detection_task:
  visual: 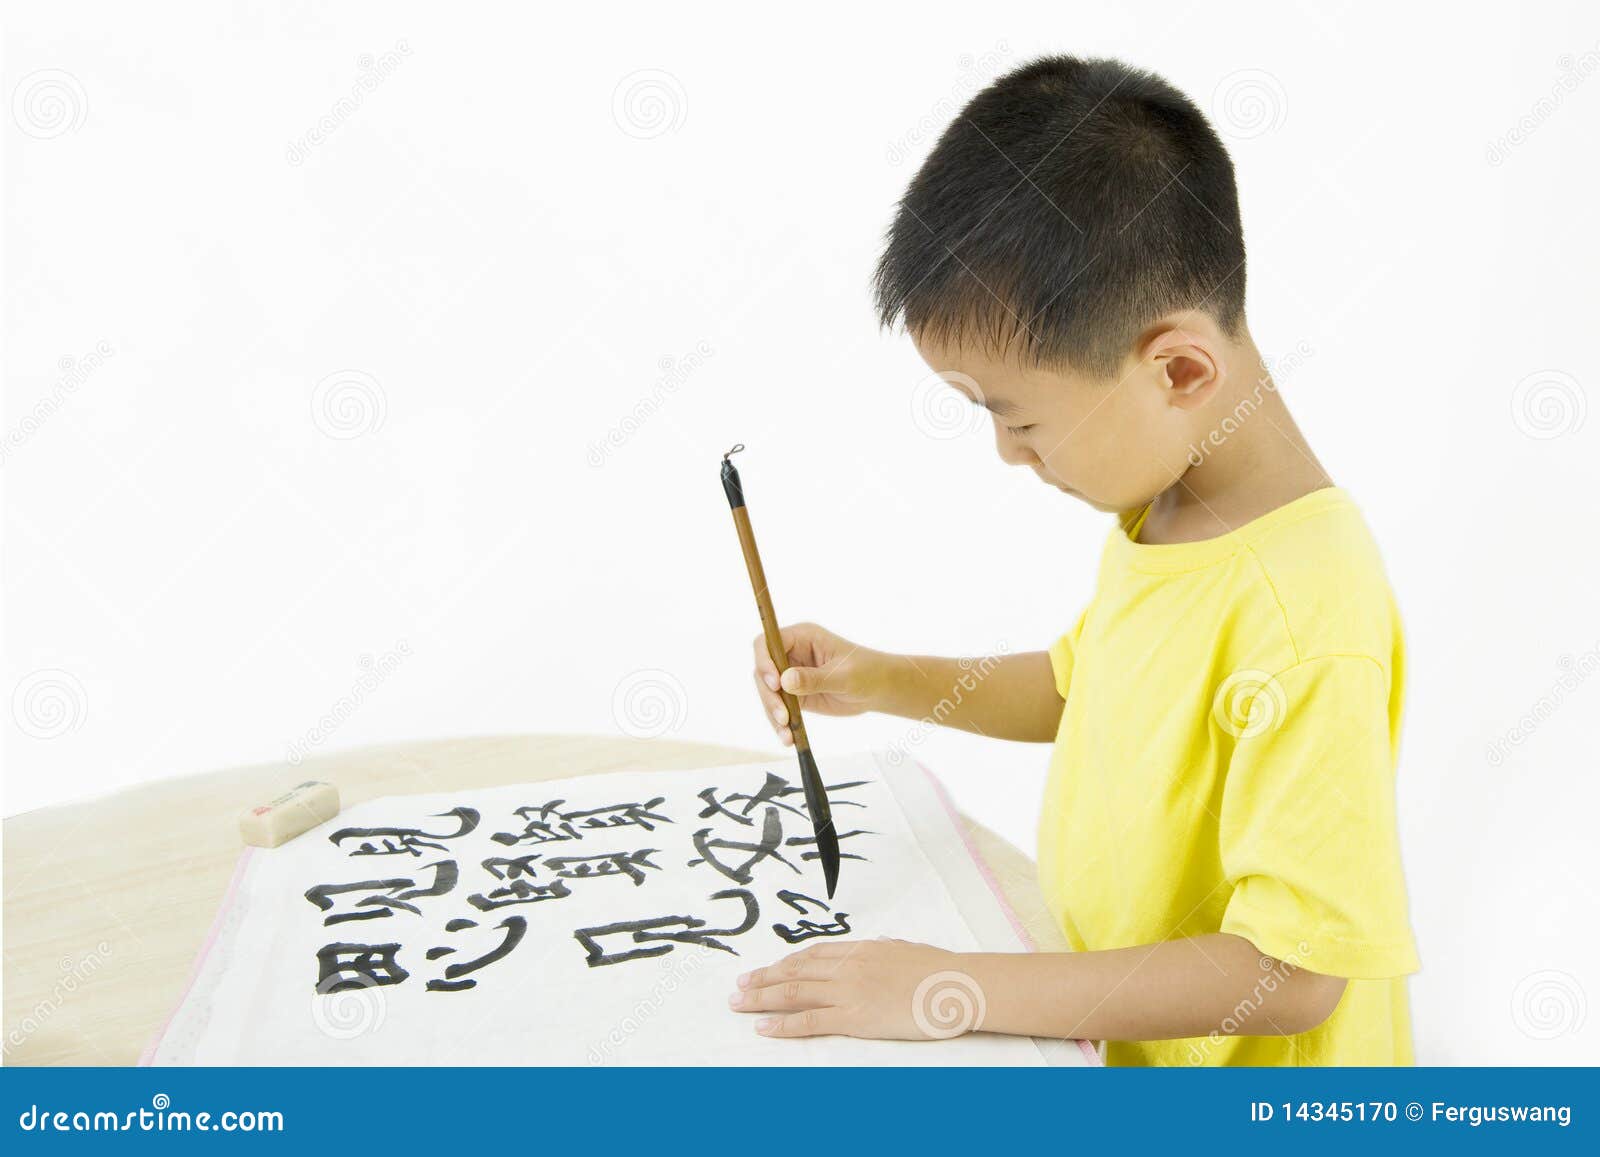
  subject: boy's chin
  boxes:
[1044,477,1119,513]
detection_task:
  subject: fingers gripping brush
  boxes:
[720,444,841,898]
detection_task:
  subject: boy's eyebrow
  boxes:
[978,396,1020,416]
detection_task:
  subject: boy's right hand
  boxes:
[752,623,884,746]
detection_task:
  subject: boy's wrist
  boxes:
[952,953,1021,1037]
[867,651,925,719]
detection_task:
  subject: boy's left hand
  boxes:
[729,938,982,1040]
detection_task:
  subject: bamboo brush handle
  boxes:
[730,504,811,751]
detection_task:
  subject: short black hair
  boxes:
[873,55,1246,378]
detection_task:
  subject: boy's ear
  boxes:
[1140,326,1224,410]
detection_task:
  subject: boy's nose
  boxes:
[994,426,1038,468]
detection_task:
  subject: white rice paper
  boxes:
[145,752,1092,1066]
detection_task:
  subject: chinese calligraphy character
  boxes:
[491,798,672,847]
[314,942,410,992]
[330,807,480,857]
[770,889,852,944]
[573,888,760,967]
[786,827,871,865]
[697,773,866,826]
[305,859,459,925]
[544,848,661,886]
[687,807,799,884]
[425,915,529,992]
[467,854,572,910]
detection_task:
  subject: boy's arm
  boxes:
[730,935,1347,1042]
[752,624,1063,745]
[868,650,1062,741]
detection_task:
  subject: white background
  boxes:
[4,1,1597,1064]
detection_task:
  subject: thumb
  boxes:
[780,661,849,696]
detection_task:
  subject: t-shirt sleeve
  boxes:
[1047,608,1089,700]
[1217,655,1420,979]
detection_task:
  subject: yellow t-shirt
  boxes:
[1038,486,1419,1066]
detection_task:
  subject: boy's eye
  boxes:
[1006,424,1035,436]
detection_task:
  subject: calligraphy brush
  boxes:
[719,444,841,898]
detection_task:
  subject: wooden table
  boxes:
[3,734,1064,1065]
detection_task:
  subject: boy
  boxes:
[727,55,1418,1065]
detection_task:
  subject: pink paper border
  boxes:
[915,759,1102,1066]
[138,845,256,1065]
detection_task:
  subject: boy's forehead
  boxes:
[911,330,1076,411]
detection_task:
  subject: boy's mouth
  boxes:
[1039,472,1118,513]
[1035,469,1074,495]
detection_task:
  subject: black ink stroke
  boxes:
[573,888,760,967]
[687,807,799,884]
[426,916,529,992]
[329,807,480,857]
[770,889,852,944]
[304,860,460,925]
